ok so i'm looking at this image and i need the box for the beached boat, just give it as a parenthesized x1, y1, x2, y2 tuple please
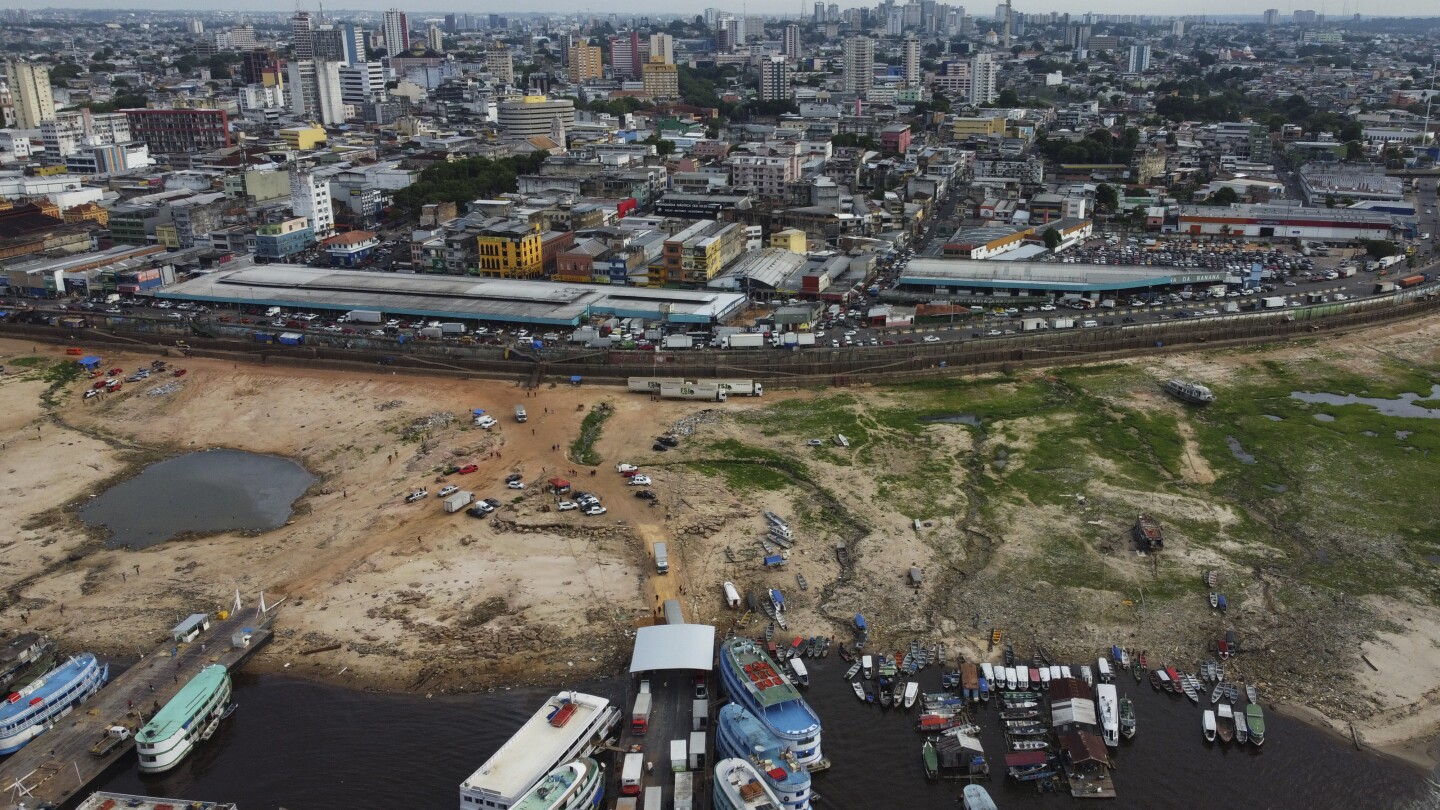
(1216, 703, 1235, 744)
(789, 658, 810, 688)
(844, 663, 859, 680)
(1217, 594, 1228, 612)
(1217, 638, 1232, 660)
(978, 677, 990, 703)
(1209, 592, 1219, 609)
(1246, 684, 1258, 704)
(1235, 707, 1249, 745)
(862, 681, 875, 703)
(1133, 513, 1165, 551)
(713, 758, 788, 810)
(851, 681, 865, 701)
(137, 665, 233, 773)
(999, 709, 1040, 721)
(1010, 739, 1050, 751)
(1097, 683, 1119, 748)
(1164, 667, 1182, 694)
(1163, 378, 1216, 405)
(716, 703, 813, 810)
(509, 758, 605, 810)
(838, 644, 852, 663)
(1246, 704, 1265, 746)
(1202, 709, 1217, 743)
(980, 662, 995, 685)
(1119, 696, 1136, 740)
(1210, 682, 1225, 705)
(0, 652, 108, 755)
(1204, 569, 1219, 588)
(1182, 674, 1201, 704)
(1150, 669, 1168, 692)
(862, 655, 874, 680)
(1080, 665, 1094, 686)
(1097, 657, 1113, 683)
(904, 682, 919, 709)
(0, 634, 56, 693)
(922, 739, 939, 780)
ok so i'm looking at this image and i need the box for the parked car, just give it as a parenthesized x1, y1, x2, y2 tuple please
(465, 505, 489, 518)
(557, 501, 579, 511)
(923, 335, 940, 343)
(634, 490, 657, 500)
(505, 473, 524, 483)
(476, 415, 498, 429)
(458, 464, 478, 475)
(583, 505, 607, 516)
(507, 480, 526, 490)
(404, 489, 428, 503)
(437, 485, 458, 498)
(628, 475, 652, 486)
(657, 435, 679, 447)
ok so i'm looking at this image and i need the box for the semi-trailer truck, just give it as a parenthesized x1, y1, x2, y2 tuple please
(630, 693, 652, 735)
(726, 333, 766, 349)
(627, 377, 685, 393)
(346, 310, 383, 324)
(658, 384, 727, 402)
(709, 379, 764, 396)
(621, 752, 644, 795)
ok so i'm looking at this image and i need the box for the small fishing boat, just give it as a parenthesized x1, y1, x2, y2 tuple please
(892, 678, 905, 707)
(904, 681, 919, 709)
(980, 662, 995, 685)
(1210, 682, 1226, 705)
(978, 677, 990, 702)
(1003, 643, 1015, 667)
(1203, 709, 1217, 742)
(1119, 696, 1136, 740)
(1217, 638, 1232, 660)
(854, 613, 867, 632)
(1111, 645, 1125, 665)
(1225, 683, 1240, 703)
(1006, 726, 1050, 737)
(1038, 666, 1051, 688)
(852, 681, 865, 701)
(1205, 569, 1219, 588)
(1183, 674, 1201, 704)
(1004, 667, 1018, 692)
(1000, 709, 1040, 721)
(1216, 703, 1235, 744)
(838, 644, 853, 663)
(1246, 684, 1258, 704)
(862, 655, 874, 680)
(1009, 739, 1050, 751)
(845, 663, 860, 680)
(1164, 667, 1182, 693)
(1028, 667, 1041, 690)
(1001, 697, 1038, 710)
(1097, 657, 1113, 683)
(879, 685, 894, 709)
(923, 739, 939, 780)
(862, 681, 876, 703)
(1080, 665, 1094, 686)
(1235, 707, 1249, 745)
(1209, 592, 1219, 609)
(1164, 378, 1216, 405)
(790, 658, 810, 687)
(1217, 594, 1228, 612)
(1133, 660, 1143, 683)
(1246, 704, 1266, 746)
(1139, 651, 1148, 671)
(1150, 670, 1167, 691)
(1060, 665, 1072, 680)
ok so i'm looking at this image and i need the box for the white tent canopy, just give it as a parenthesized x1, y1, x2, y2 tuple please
(629, 624, 717, 672)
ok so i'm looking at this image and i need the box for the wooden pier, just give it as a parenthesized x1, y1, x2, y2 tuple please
(1, 604, 273, 808)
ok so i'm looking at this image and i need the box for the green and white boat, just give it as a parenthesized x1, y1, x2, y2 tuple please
(137, 665, 233, 773)
(510, 758, 604, 810)
(1245, 703, 1266, 746)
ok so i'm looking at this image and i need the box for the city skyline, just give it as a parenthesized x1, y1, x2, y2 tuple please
(15, 1, 1440, 21)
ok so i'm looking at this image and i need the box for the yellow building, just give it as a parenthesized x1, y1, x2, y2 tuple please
(951, 116, 1006, 139)
(568, 44, 603, 84)
(768, 228, 808, 253)
(63, 202, 109, 227)
(660, 220, 745, 286)
(280, 125, 328, 150)
(476, 221, 543, 278)
(154, 223, 181, 249)
(642, 57, 679, 101)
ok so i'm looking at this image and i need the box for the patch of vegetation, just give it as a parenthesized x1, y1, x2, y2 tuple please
(8, 356, 45, 368)
(570, 402, 613, 466)
(688, 460, 793, 494)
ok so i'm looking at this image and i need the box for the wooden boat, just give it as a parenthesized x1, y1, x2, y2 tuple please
(1182, 674, 1200, 703)
(1133, 660, 1143, 683)
(879, 685, 893, 708)
(1027, 667, 1041, 689)
(1246, 703, 1266, 746)
(838, 644, 853, 663)
(1009, 739, 1050, 751)
(845, 663, 860, 680)
(1210, 682, 1225, 705)
(862, 681, 876, 703)
(796, 573, 808, 591)
(1216, 703, 1235, 743)
(1119, 696, 1136, 740)
(1150, 669, 1168, 691)
(1003, 643, 1015, 667)
(764, 510, 787, 527)
(1209, 592, 1219, 609)
(1246, 684, 1258, 704)
(1001, 698, 1037, 710)
(852, 680, 865, 701)
(923, 739, 939, 780)
(1006, 726, 1050, 737)
(1217, 638, 1231, 660)
(1235, 707, 1249, 744)
(1217, 594, 1228, 612)
(835, 543, 849, 566)
(1134, 513, 1165, 550)
(1139, 651, 1148, 671)
(1205, 569, 1219, 588)
(1000, 709, 1040, 720)
(904, 681, 919, 709)
(1164, 667, 1182, 693)
(1203, 709, 1217, 742)
(1224, 683, 1240, 703)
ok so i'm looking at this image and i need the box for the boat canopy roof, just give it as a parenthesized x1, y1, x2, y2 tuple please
(629, 624, 716, 673)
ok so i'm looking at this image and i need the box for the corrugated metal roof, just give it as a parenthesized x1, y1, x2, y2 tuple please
(629, 624, 716, 672)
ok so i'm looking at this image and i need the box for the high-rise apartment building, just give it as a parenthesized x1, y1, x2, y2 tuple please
(287, 60, 346, 126)
(291, 11, 314, 62)
(610, 31, 642, 78)
(1263, 8, 1279, 24)
(381, 9, 410, 54)
(813, 2, 825, 21)
(902, 35, 921, 87)
(641, 57, 679, 101)
(1127, 44, 1151, 73)
(427, 24, 444, 52)
(487, 43, 514, 84)
(338, 62, 387, 106)
(759, 56, 793, 102)
(783, 24, 801, 60)
(123, 108, 231, 154)
(842, 36, 874, 94)
(568, 43, 603, 83)
(6, 60, 55, 129)
(648, 33, 675, 65)
(40, 110, 131, 163)
(968, 52, 997, 104)
(290, 170, 334, 237)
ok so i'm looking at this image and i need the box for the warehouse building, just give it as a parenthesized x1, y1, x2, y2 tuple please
(896, 257, 1226, 300)
(157, 264, 747, 326)
(1174, 204, 1402, 242)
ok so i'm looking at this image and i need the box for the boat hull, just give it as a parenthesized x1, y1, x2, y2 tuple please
(137, 667, 233, 773)
(0, 654, 108, 755)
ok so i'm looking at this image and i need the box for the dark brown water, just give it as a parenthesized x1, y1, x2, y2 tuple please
(85, 664, 1439, 810)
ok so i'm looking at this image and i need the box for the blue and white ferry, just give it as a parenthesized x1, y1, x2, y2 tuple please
(718, 637, 824, 770)
(716, 703, 813, 809)
(0, 653, 108, 754)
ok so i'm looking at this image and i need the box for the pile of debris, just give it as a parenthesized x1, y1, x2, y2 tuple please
(403, 411, 455, 440)
(146, 382, 184, 396)
(670, 409, 724, 436)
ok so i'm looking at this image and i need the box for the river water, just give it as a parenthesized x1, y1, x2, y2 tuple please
(80, 450, 315, 548)
(87, 658, 1439, 810)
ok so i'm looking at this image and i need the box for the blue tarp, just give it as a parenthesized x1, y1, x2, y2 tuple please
(77, 355, 102, 369)
(854, 613, 867, 630)
(570, 376, 582, 384)
(471, 408, 486, 415)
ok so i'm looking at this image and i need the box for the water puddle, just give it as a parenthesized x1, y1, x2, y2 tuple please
(1263, 414, 1283, 421)
(1313, 414, 1335, 422)
(1290, 384, 1440, 418)
(1225, 436, 1256, 464)
(1263, 483, 1288, 493)
(921, 413, 982, 426)
(1395, 430, 1412, 440)
(1362, 431, 1377, 437)
(81, 449, 315, 548)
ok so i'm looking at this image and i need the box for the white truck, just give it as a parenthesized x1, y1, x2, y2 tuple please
(795, 332, 816, 346)
(726, 333, 766, 349)
(621, 752, 645, 795)
(658, 384, 727, 402)
(687, 730, 706, 770)
(1051, 317, 1076, 329)
(514, 405, 527, 423)
(439, 322, 466, 335)
(674, 771, 695, 810)
(628, 376, 685, 393)
(1261, 296, 1287, 309)
(443, 491, 473, 513)
(670, 739, 687, 773)
(663, 334, 693, 349)
(654, 542, 669, 574)
(708, 379, 764, 396)
(346, 310, 383, 324)
(1020, 317, 1047, 331)
(630, 692, 652, 735)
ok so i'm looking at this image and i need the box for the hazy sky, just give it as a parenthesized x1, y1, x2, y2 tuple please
(35, 0, 1440, 19)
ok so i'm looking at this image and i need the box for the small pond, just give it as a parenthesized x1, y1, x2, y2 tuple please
(1290, 385, 1440, 419)
(81, 450, 315, 549)
(920, 413, 983, 426)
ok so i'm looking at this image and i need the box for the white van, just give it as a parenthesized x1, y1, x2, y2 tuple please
(1081, 319, 1099, 328)
(264, 307, 282, 317)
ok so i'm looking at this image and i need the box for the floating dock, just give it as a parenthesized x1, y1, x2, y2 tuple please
(0, 604, 272, 808)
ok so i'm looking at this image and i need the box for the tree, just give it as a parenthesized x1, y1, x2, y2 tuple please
(1362, 240, 1399, 260)
(995, 88, 1021, 107)
(1043, 227, 1062, 250)
(1095, 183, 1119, 213)
(1345, 140, 1364, 162)
(643, 132, 676, 156)
(1211, 186, 1239, 206)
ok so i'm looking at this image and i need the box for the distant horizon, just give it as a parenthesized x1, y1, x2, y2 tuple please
(15, 3, 1440, 22)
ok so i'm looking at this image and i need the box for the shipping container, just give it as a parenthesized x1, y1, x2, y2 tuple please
(443, 491, 473, 513)
(669, 739, 686, 772)
(687, 731, 706, 770)
(674, 771, 694, 810)
(253, 332, 274, 343)
(628, 377, 685, 393)
(278, 332, 304, 346)
(346, 310, 383, 324)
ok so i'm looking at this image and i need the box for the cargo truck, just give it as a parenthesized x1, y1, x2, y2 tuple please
(795, 333, 816, 346)
(439, 322, 466, 335)
(643, 786, 662, 810)
(1261, 296, 1287, 309)
(1396, 273, 1429, 289)
(514, 405, 527, 423)
(627, 376, 685, 393)
(346, 310, 383, 324)
(621, 752, 644, 794)
(674, 772, 694, 810)
(1374, 281, 1396, 294)
(726, 333, 766, 349)
(688, 731, 706, 770)
(630, 692, 652, 735)
(1337, 266, 1356, 278)
(419, 327, 444, 338)
(709, 379, 764, 396)
(443, 491, 474, 513)
(670, 739, 687, 772)
(1223, 302, 1240, 313)
(663, 334, 693, 349)
(264, 307, 281, 317)
(658, 384, 727, 402)
(1050, 317, 1076, 329)
(654, 542, 669, 573)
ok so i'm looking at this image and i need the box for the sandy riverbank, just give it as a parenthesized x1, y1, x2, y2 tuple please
(0, 328, 1437, 772)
